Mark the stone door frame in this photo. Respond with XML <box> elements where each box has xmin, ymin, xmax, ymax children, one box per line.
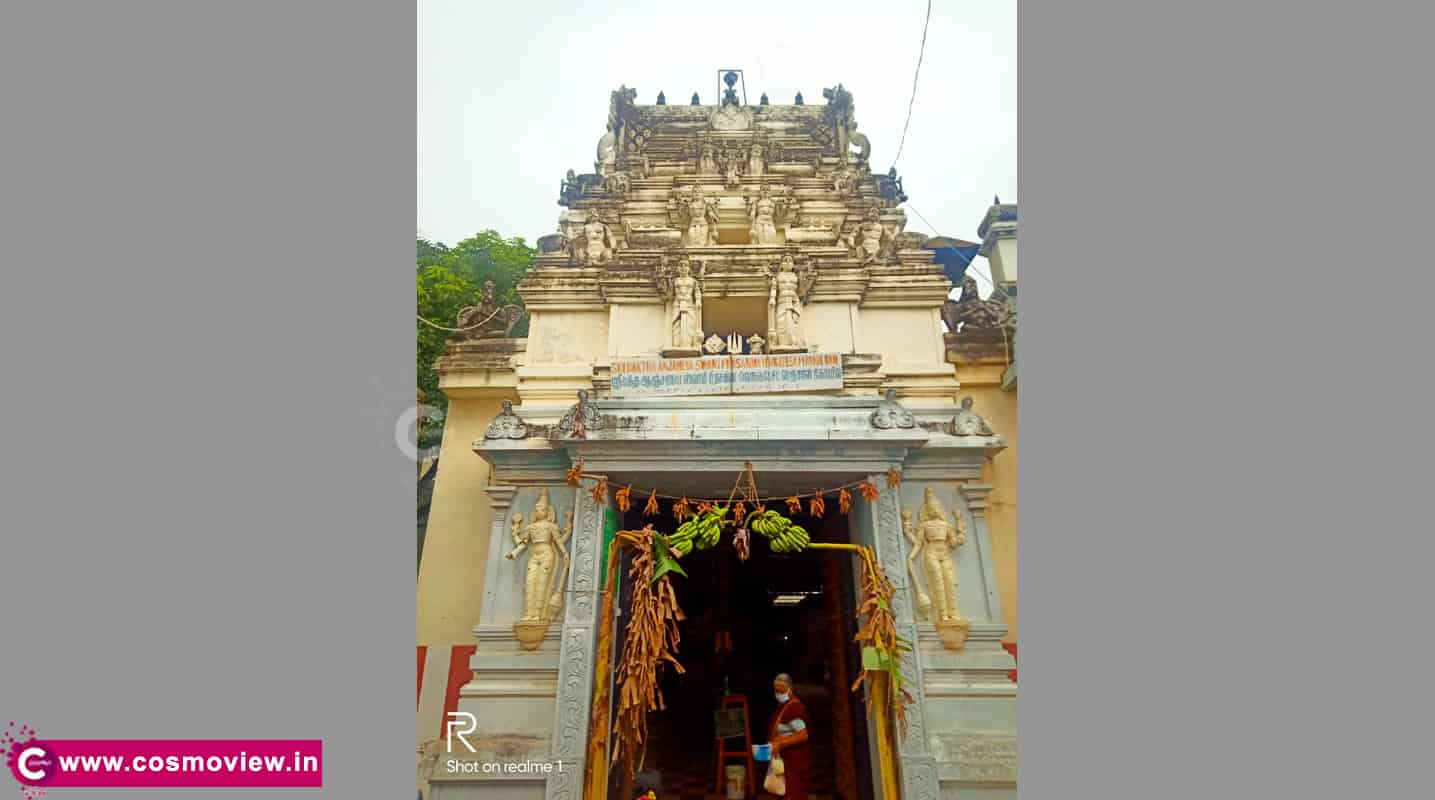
<box><xmin>544</xmin><ymin>438</ymin><xmax>955</xmax><ymax>800</ymax></box>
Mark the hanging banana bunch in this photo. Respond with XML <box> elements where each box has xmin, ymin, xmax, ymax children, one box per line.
<box><xmin>665</xmin><ymin>504</ymin><xmax>728</xmax><ymax>558</ymax></box>
<box><xmin>747</xmin><ymin>509</ymin><xmax>812</xmax><ymax>553</ymax></box>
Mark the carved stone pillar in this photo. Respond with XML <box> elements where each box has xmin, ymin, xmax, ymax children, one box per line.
<box><xmin>543</xmin><ymin>486</ymin><xmax>607</xmax><ymax>800</ymax></box>
<box><xmin>864</xmin><ymin>476</ymin><xmax>941</xmax><ymax>800</ymax></box>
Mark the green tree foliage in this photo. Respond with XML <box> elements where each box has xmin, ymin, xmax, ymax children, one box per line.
<box><xmin>417</xmin><ymin>230</ymin><xmax>533</xmax><ymax>447</ymax></box>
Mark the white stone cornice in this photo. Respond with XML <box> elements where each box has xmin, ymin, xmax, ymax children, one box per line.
<box><xmin>517</xmin><ymin>267</ymin><xmax>606</xmax><ymax>310</ymax></box>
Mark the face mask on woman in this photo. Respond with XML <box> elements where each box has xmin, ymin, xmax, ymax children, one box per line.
<box><xmin>775</xmin><ymin>691</ymin><xmax>790</xmax><ymax>703</ymax></box>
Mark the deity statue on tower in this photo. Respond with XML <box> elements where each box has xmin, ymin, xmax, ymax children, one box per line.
<box><xmin>767</xmin><ymin>254</ymin><xmax>812</xmax><ymax>352</ymax></box>
<box><xmin>850</xmin><ymin>207</ymin><xmax>892</xmax><ymax>265</ymax></box>
<box><xmin>576</xmin><ymin>217</ymin><xmax>614</xmax><ymax>265</ymax></box>
<box><xmin>663</xmin><ymin>258</ymin><xmax>705</xmax><ymax>351</ymax></box>
<box><xmin>678</xmin><ymin>185</ymin><xmax>720</xmax><ymax>246</ymax></box>
<box><xmin>699</xmin><ymin>142</ymin><xmax>719</xmax><ymax>175</ymax></box>
<box><xmin>748</xmin><ymin>141</ymin><xmax>765</xmax><ymax>176</ymax></box>
<box><xmin>746</xmin><ymin>183</ymin><xmax>791</xmax><ymax>246</ymax></box>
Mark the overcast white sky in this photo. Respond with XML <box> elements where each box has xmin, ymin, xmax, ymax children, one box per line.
<box><xmin>418</xmin><ymin>0</ymin><xmax>1015</xmax><ymax>286</ymax></box>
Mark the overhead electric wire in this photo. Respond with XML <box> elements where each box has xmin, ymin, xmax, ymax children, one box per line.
<box><xmin>890</xmin><ymin>0</ymin><xmax>933</xmax><ymax>169</ymax></box>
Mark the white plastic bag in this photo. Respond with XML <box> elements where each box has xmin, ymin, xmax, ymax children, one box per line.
<box><xmin>763</xmin><ymin>755</ymin><xmax>786</xmax><ymax>795</ymax></box>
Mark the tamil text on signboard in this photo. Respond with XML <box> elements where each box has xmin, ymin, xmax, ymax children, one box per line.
<box><xmin>609</xmin><ymin>353</ymin><xmax>843</xmax><ymax>397</ymax></box>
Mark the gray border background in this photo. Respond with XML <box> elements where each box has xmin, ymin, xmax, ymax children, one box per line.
<box><xmin>1</xmin><ymin>2</ymin><xmax>414</xmax><ymax>798</ymax></box>
<box><xmin>2</xmin><ymin>1</ymin><xmax>1430</xmax><ymax>798</ymax></box>
<box><xmin>1020</xmin><ymin>1</ymin><xmax>1429</xmax><ymax>797</ymax></box>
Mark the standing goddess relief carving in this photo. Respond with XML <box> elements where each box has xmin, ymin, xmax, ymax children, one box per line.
<box><xmin>748</xmin><ymin>141</ymin><xmax>765</xmax><ymax>176</ymax></box>
<box><xmin>747</xmin><ymin>183</ymin><xmax>791</xmax><ymax>246</ymax></box>
<box><xmin>767</xmin><ymin>254</ymin><xmax>812</xmax><ymax>351</ymax></box>
<box><xmin>505</xmin><ymin>488</ymin><xmax>574</xmax><ymax>649</ymax></box>
<box><xmin>659</xmin><ymin>257</ymin><xmax>705</xmax><ymax>351</ymax></box>
<box><xmin>902</xmin><ymin>487</ymin><xmax>971</xmax><ymax>650</ymax></box>
<box><xmin>678</xmin><ymin>185</ymin><xmax>720</xmax><ymax>246</ymax></box>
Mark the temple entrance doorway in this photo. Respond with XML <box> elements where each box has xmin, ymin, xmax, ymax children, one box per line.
<box><xmin>608</xmin><ymin>495</ymin><xmax>876</xmax><ymax>800</ymax></box>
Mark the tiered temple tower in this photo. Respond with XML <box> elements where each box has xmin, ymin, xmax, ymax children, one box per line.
<box><xmin>418</xmin><ymin>78</ymin><xmax>1017</xmax><ymax>800</ymax></box>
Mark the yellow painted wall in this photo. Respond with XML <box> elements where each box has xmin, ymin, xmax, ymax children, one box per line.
<box><xmin>416</xmin><ymin>395</ymin><xmax>505</xmax><ymax>647</ymax></box>
<box><xmin>952</xmin><ymin>361</ymin><xmax>1017</xmax><ymax>643</ymax></box>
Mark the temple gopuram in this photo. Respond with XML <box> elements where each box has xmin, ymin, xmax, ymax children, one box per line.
<box><xmin>418</xmin><ymin>74</ymin><xmax>1018</xmax><ymax>800</ymax></box>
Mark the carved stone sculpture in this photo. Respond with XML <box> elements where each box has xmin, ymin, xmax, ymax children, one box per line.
<box><xmin>878</xmin><ymin>167</ymin><xmax>907</xmax><ymax>203</ymax></box>
<box><xmin>456</xmin><ymin>281</ymin><xmax>521</xmax><ymax>339</ymax></box>
<box><xmin>902</xmin><ymin>487</ymin><xmax>970</xmax><ymax>650</ymax></box>
<box><xmin>942</xmin><ymin>276</ymin><xmax>1012</xmax><ymax>333</ymax></box>
<box><xmin>536</xmin><ymin>232</ymin><xmax>570</xmax><ymax>255</ymax></box>
<box><xmin>603</xmin><ymin>169</ymin><xmax>631</xmax><ymax>197</ymax></box>
<box><xmin>704</xmin><ymin>333</ymin><xmax>727</xmax><ymax>354</ymax></box>
<box><xmin>505</xmin><ymin>488</ymin><xmax>574</xmax><ymax>649</ymax></box>
<box><xmin>721</xmin><ymin>147</ymin><xmax>743</xmax><ymax>188</ymax></box>
<box><xmin>746</xmin><ymin>334</ymin><xmax>765</xmax><ymax>354</ymax></box>
<box><xmin>823</xmin><ymin>83</ymin><xmax>855</xmax><ymax>155</ymax></box>
<box><xmin>846</xmin><ymin>120</ymin><xmax>871</xmax><ymax>170</ymax></box>
<box><xmin>662</xmin><ymin>258</ymin><xmax>705</xmax><ymax>352</ymax></box>
<box><xmin>768</xmin><ymin>254</ymin><xmax>810</xmax><ymax>351</ymax></box>
<box><xmin>558</xmin><ymin>171</ymin><xmax>601</xmax><ymax>207</ymax></box>
<box><xmin>748</xmin><ymin>142</ymin><xmax>765</xmax><ymax>176</ymax></box>
<box><xmin>832</xmin><ymin>166</ymin><xmax>858</xmax><ymax>196</ymax></box>
<box><xmin>850</xmin><ymin>207</ymin><xmax>891</xmax><ymax>265</ymax></box>
<box><xmin>575</xmin><ymin>217</ymin><xmax>614</xmax><ymax>265</ymax></box>
<box><xmin>949</xmin><ymin>396</ymin><xmax>994</xmax><ymax>437</ymax></box>
<box><xmin>484</xmin><ymin>399</ymin><xmax>528</xmax><ymax>440</ymax></box>
<box><xmin>678</xmin><ymin>185</ymin><xmax>720</xmax><ymax>246</ymax></box>
<box><xmin>699</xmin><ymin>143</ymin><xmax>719</xmax><ymax>175</ymax></box>
<box><xmin>870</xmin><ymin>388</ymin><xmax>916</xmax><ymax>429</ymax></box>
<box><xmin>555</xmin><ymin>389</ymin><xmax>602</xmax><ymax>439</ymax></box>
<box><xmin>595</xmin><ymin>122</ymin><xmax>618</xmax><ymax>175</ymax></box>
<box><xmin>621</xmin><ymin>219</ymin><xmax>682</xmax><ymax>248</ymax></box>
<box><xmin>747</xmin><ymin>183</ymin><xmax>790</xmax><ymax>245</ymax></box>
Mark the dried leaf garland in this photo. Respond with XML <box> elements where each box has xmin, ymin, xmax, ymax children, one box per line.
<box><xmin>838</xmin><ymin>488</ymin><xmax>853</xmax><ymax>515</ymax></box>
<box><xmin>616</xmin><ymin>484</ymin><xmax>633</xmax><ymax>513</ymax></box>
<box><xmin>611</xmin><ymin>530</ymin><xmax>686</xmax><ymax>775</ymax></box>
<box><xmin>886</xmin><ymin>467</ymin><xmax>903</xmax><ymax>488</ymax></box>
<box><xmin>590</xmin><ymin>477</ymin><xmax>609</xmax><ymax>505</ymax></box>
<box><xmin>858</xmin><ymin>481</ymin><xmax>881</xmax><ymax>501</ymax></box>
<box><xmin>643</xmin><ymin>489</ymin><xmax>660</xmax><ymax>517</ymax></box>
<box><xmin>673</xmin><ymin>496</ymin><xmax>694</xmax><ymax>522</ymax></box>
<box><xmin>566</xmin><ymin>459</ymin><xmax>584</xmax><ymax>487</ymax></box>
<box><xmin>786</xmin><ymin>496</ymin><xmax>802</xmax><ymax>515</ymax></box>
<box><xmin>696</xmin><ymin>500</ymin><xmax>714</xmax><ymax>516</ymax></box>
<box><xmin>849</xmin><ymin>547</ymin><xmax>914</xmax><ymax>737</ymax></box>
<box><xmin>809</xmin><ymin>492</ymin><xmax>826</xmax><ymax>519</ymax></box>
<box><xmin>732</xmin><ymin>501</ymin><xmax>747</xmax><ymax>523</ymax></box>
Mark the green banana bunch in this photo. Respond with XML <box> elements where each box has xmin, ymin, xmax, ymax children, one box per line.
<box><xmin>666</xmin><ymin>506</ymin><xmax>727</xmax><ymax>557</ymax></box>
<box><xmin>748</xmin><ymin>509</ymin><xmax>811</xmax><ymax>553</ymax></box>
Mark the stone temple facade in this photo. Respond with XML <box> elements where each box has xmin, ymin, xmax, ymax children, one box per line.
<box><xmin>418</xmin><ymin>78</ymin><xmax>1018</xmax><ymax>800</ymax></box>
